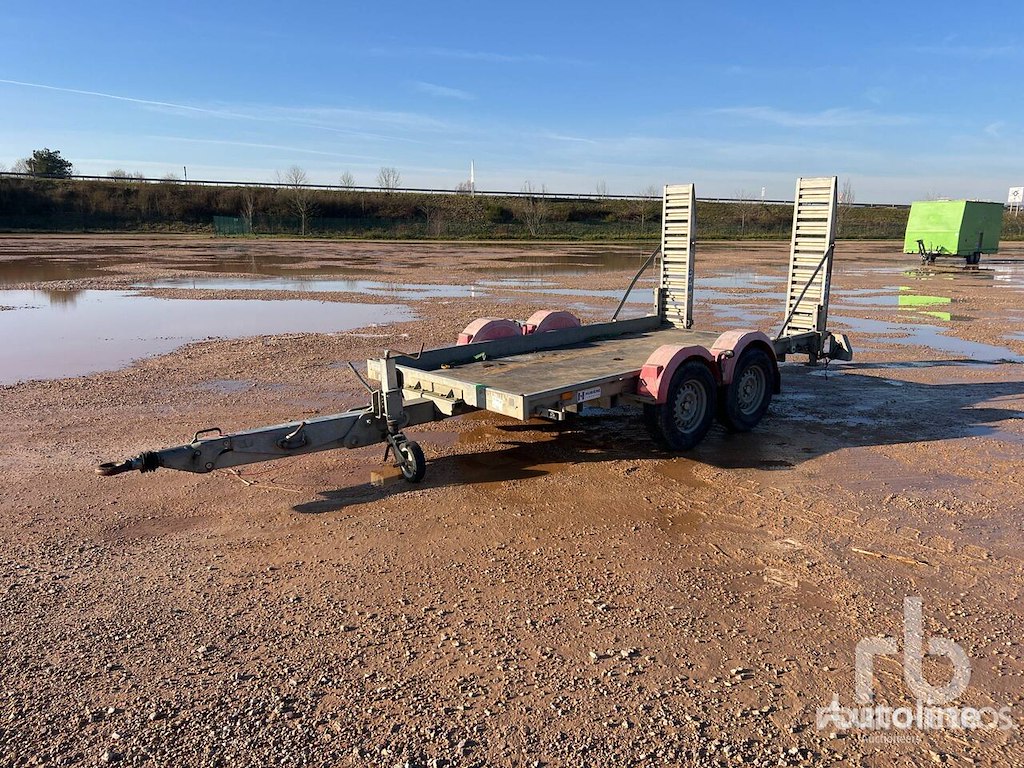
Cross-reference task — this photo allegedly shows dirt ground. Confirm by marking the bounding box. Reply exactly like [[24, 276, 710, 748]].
[[1, 234, 1023, 767]]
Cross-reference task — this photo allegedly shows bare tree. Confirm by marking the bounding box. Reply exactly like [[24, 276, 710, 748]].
[[339, 171, 356, 188], [595, 180, 608, 197], [161, 172, 181, 182], [628, 184, 660, 236], [734, 189, 761, 235], [240, 186, 259, 234], [11, 158, 29, 173], [376, 166, 401, 191], [107, 168, 145, 184], [277, 166, 317, 235], [511, 181, 550, 236], [837, 178, 856, 237]]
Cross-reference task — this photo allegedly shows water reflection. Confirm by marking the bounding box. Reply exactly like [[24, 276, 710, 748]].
[[0, 290, 413, 385]]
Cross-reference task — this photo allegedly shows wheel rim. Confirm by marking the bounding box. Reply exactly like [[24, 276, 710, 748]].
[[736, 364, 767, 416], [399, 445, 417, 478], [671, 380, 707, 434]]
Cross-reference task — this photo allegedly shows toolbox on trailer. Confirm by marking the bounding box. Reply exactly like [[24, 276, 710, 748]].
[[903, 199, 1004, 265], [98, 177, 854, 486]]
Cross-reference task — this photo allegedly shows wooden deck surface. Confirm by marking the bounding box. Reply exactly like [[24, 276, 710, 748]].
[[434, 327, 723, 395]]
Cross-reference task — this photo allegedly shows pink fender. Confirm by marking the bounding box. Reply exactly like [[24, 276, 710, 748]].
[[523, 310, 582, 335], [637, 344, 718, 404], [457, 318, 523, 345], [710, 330, 780, 391]]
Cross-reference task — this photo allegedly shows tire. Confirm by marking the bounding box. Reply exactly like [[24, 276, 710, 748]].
[[718, 347, 773, 433], [397, 440, 426, 483], [645, 360, 717, 451]]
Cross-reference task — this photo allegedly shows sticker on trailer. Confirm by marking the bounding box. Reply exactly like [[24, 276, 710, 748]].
[[575, 386, 602, 404], [486, 390, 519, 418]]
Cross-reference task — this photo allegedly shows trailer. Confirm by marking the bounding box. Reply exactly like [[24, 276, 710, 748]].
[[97, 176, 854, 485], [904, 199, 1004, 265]]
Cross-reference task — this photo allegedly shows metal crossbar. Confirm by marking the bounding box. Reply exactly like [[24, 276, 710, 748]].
[[611, 246, 661, 321]]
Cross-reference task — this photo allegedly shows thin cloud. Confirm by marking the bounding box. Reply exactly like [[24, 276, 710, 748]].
[[984, 121, 1006, 138], [413, 81, 474, 100], [907, 44, 1019, 59], [862, 86, 888, 106], [0, 77, 247, 119], [150, 136, 390, 163], [371, 45, 585, 66], [713, 106, 914, 128], [0, 78, 441, 143], [540, 132, 600, 145], [263, 104, 450, 131]]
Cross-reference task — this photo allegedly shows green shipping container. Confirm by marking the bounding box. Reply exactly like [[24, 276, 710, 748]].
[[903, 200, 1003, 256]]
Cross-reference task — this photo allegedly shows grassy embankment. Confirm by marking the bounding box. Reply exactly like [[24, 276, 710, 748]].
[[2, 175, 1018, 241]]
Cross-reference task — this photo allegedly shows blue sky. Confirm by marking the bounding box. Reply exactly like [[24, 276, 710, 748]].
[[0, 1, 1020, 203]]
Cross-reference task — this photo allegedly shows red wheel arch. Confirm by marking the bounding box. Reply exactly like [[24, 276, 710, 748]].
[[710, 330, 780, 392], [638, 344, 719, 404]]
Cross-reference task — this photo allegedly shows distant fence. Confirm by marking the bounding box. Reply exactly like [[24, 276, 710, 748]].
[[213, 216, 252, 235]]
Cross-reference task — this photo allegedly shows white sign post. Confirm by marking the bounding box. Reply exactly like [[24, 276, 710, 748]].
[[1009, 186, 1023, 215]]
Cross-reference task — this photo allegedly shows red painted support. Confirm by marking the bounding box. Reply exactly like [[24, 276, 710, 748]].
[[522, 310, 582, 335], [456, 318, 523, 345]]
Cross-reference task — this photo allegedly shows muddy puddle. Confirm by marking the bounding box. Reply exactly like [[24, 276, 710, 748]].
[[0, 247, 651, 285], [466, 249, 651, 276], [840, 261, 1024, 291], [0, 290, 413, 385], [4, 241, 1024, 386], [141, 277, 488, 299], [829, 315, 1023, 361]]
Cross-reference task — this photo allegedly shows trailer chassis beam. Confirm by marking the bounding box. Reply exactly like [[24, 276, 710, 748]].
[[96, 397, 440, 476]]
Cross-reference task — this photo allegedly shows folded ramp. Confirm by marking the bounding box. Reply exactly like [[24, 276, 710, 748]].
[[659, 183, 696, 329], [781, 176, 838, 338]]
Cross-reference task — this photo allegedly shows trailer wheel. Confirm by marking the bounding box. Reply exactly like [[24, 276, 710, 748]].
[[718, 348, 773, 432], [397, 440, 426, 483], [646, 361, 716, 450]]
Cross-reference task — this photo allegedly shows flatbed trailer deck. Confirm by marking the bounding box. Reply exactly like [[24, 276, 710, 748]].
[[97, 177, 854, 485], [381, 320, 825, 424]]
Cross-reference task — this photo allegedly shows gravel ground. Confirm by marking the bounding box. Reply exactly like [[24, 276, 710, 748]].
[[1, 235, 1023, 767]]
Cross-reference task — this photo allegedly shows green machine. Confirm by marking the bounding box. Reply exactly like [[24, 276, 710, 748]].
[[904, 200, 1003, 265]]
